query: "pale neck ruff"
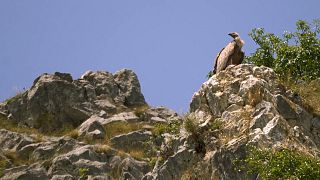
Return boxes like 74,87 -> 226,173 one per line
235,37 -> 244,48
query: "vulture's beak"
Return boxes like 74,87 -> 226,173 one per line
228,32 -> 238,38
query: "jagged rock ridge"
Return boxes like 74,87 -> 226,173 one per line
0,65 -> 319,180
145,64 -> 320,179
4,69 -> 147,132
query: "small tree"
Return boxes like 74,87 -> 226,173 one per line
245,19 -> 320,81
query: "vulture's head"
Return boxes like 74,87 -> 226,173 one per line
228,32 -> 240,39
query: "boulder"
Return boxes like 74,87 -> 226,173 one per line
119,158 -> 150,180
113,69 -> 147,107
1,164 -> 49,180
0,129 -> 34,151
143,107 -> 181,123
110,131 -> 152,150
99,112 -> 140,125
78,116 -> 106,140
51,174 -> 76,180
3,69 -> 147,132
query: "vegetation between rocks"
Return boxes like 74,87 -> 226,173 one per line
184,115 -> 206,154
78,167 -> 89,180
104,121 -> 145,143
152,120 -> 182,136
0,157 -> 6,177
0,115 -> 44,141
285,79 -> 320,116
235,146 -> 320,180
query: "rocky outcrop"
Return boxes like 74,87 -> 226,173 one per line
78,116 -> 106,139
146,64 -> 320,179
1,65 -> 320,179
110,130 -> 152,151
3,69 -> 147,132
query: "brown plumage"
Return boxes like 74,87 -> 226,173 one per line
213,32 -> 245,74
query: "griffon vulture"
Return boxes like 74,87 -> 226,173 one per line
213,32 -> 245,74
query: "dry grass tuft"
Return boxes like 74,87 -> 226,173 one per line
132,104 -> 149,117
0,116 -> 44,140
126,149 -> 146,160
288,80 -> 320,116
94,145 -> 114,154
115,149 -> 146,161
3,150 -> 33,166
104,121 -> 145,143
66,129 -> 79,139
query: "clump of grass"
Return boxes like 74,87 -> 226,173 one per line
152,120 -> 182,136
235,146 -> 320,180
116,149 -> 147,161
211,118 -> 223,130
3,150 -> 32,166
287,79 -> 320,116
0,116 -> 44,138
0,157 -> 7,177
94,145 -> 113,155
184,115 -> 199,135
183,115 -> 205,154
0,115 -> 80,143
104,121 -> 144,143
133,104 -> 149,117
127,149 -> 146,161
66,129 -> 79,139
116,150 -> 128,158
148,157 -> 158,168
78,167 -> 89,180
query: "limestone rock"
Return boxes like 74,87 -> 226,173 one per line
3,69 -> 147,132
0,129 -> 34,151
51,174 -> 76,180
99,112 -> 140,125
78,116 -> 106,140
147,64 -> 320,179
1,164 -> 49,180
143,106 -> 181,123
110,130 -> 152,150
113,69 -> 146,107
119,158 -> 150,180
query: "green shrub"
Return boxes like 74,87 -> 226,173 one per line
183,115 -> 205,154
211,119 -> 223,130
152,121 -> 182,136
184,115 -> 199,135
0,158 -> 7,177
79,167 -> 89,179
236,146 -> 320,180
245,19 -> 320,81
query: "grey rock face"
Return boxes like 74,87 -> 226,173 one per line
51,174 -> 76,180
146,65 -> 320,180
78,116 -> 106,140
119,158 -> 150,180
114,69 -> 146,107
1,65 -> 319,180
1,164 -> 49,180
110,131 -> 152,150
0,129 -> 34,151
143,106 -> 182,123
3,69 -> 147,132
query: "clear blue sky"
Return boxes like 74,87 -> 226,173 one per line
0,1 -> 319,112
